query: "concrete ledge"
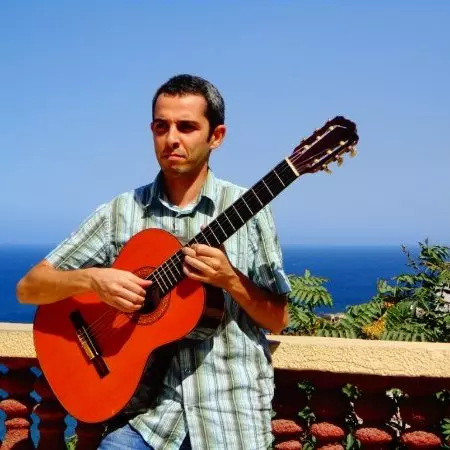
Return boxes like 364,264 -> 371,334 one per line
2,323 -> 450,378
0,322 -> 35,358
269,335 -> 450,377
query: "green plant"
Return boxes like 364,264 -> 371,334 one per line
284,240 -> 450,343
376,241 -> 450,342
285,270 -> 333,336
442,418 -> 450,448
66,436 -> 77,450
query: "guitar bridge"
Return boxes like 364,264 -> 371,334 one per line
70,310 -> 110,378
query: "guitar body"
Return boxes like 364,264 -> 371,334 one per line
33,228 -> 221,423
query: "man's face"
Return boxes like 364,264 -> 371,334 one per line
151,94 -> 222,177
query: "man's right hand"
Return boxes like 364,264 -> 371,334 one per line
89,268 -> 153,313
17,260 -> 152,310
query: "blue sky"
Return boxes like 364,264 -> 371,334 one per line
1,2 -> 449,246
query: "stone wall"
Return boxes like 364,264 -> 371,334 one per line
1,325 -> 449,449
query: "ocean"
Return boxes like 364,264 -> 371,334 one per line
0,244 -> 415,323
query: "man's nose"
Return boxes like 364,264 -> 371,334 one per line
167,125 -> 180,148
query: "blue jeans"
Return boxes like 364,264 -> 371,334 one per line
97,424 -> 191,450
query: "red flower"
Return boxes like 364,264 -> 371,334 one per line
316,444 -> 345,450
274,440 -> 303,450
354,427 -> 393,445
400,431 -> 441,449
310,422 -> 345,443
272,419 -> 303,437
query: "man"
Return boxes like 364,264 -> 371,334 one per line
17,74 -> 291,449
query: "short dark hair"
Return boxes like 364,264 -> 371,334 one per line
152,74 -> 225,135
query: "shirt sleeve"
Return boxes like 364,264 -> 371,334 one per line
45,204 -> 111,270
247,205 -> 291,295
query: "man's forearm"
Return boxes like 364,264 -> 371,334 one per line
225,268 -> 289,334
16,261 -> 95,305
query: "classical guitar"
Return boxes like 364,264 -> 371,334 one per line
33,116 -> 359,423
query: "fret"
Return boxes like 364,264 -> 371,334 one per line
278,161 -> 298,187
176,256 -> 183,275
262,179 -> 274,197
263,161 -> 297,198
171,257 -> 181,276
215,220 -> 229,241
242,197 -> 253,215
251,188 -> 264,207
207,226 -> 221,246
154,269 -> 168,292
164,259 -> 177,281
223,211 -> 236,231
161,267 -> 174,291
151,277 -> 163,293
177,252 -> 185,276
173,254 -> 184,280
232,204 -> 245,224
171,252 -> 184,280
242,190 -> 264,215
273,168 -> 286,187
202,232 -> 211,246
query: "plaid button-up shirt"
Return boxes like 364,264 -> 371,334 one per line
46,170 -> 290,450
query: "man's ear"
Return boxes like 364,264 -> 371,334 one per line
209,125 -> 226,150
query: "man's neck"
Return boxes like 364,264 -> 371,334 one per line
162,166 -> 209,207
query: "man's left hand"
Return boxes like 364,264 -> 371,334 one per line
182,244 -> 236,290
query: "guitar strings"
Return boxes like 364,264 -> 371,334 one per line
79,138 -> 355,344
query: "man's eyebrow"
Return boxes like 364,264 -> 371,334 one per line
178,119 -> 200,126
153,118 -> 199,125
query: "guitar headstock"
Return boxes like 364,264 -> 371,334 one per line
290,116 -> 359,175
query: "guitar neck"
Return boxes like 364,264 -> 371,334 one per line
192,158 -> 298,247
148,158 -> 299,295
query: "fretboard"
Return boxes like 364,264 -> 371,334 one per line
147,158 -> 298,296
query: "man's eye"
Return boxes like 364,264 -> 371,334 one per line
154,123 -> 168,133
178,123 -> 195,132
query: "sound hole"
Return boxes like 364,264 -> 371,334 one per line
131,266 -> 170,325
142,285 -> 162,314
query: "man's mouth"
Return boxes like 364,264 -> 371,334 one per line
163,151 -> 185,158
166,153 -> 185,160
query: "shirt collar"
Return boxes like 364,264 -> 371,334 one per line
145,168 -> 218,209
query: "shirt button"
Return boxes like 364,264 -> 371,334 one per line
184,368 -> 191,374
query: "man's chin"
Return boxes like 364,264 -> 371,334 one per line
163,165 -> 189,176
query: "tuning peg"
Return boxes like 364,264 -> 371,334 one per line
335,156 -> 344,166
314,158 -> 320,164
349,146 -> 357,158
326,149 -> 333,155
322,165 -> 332,174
